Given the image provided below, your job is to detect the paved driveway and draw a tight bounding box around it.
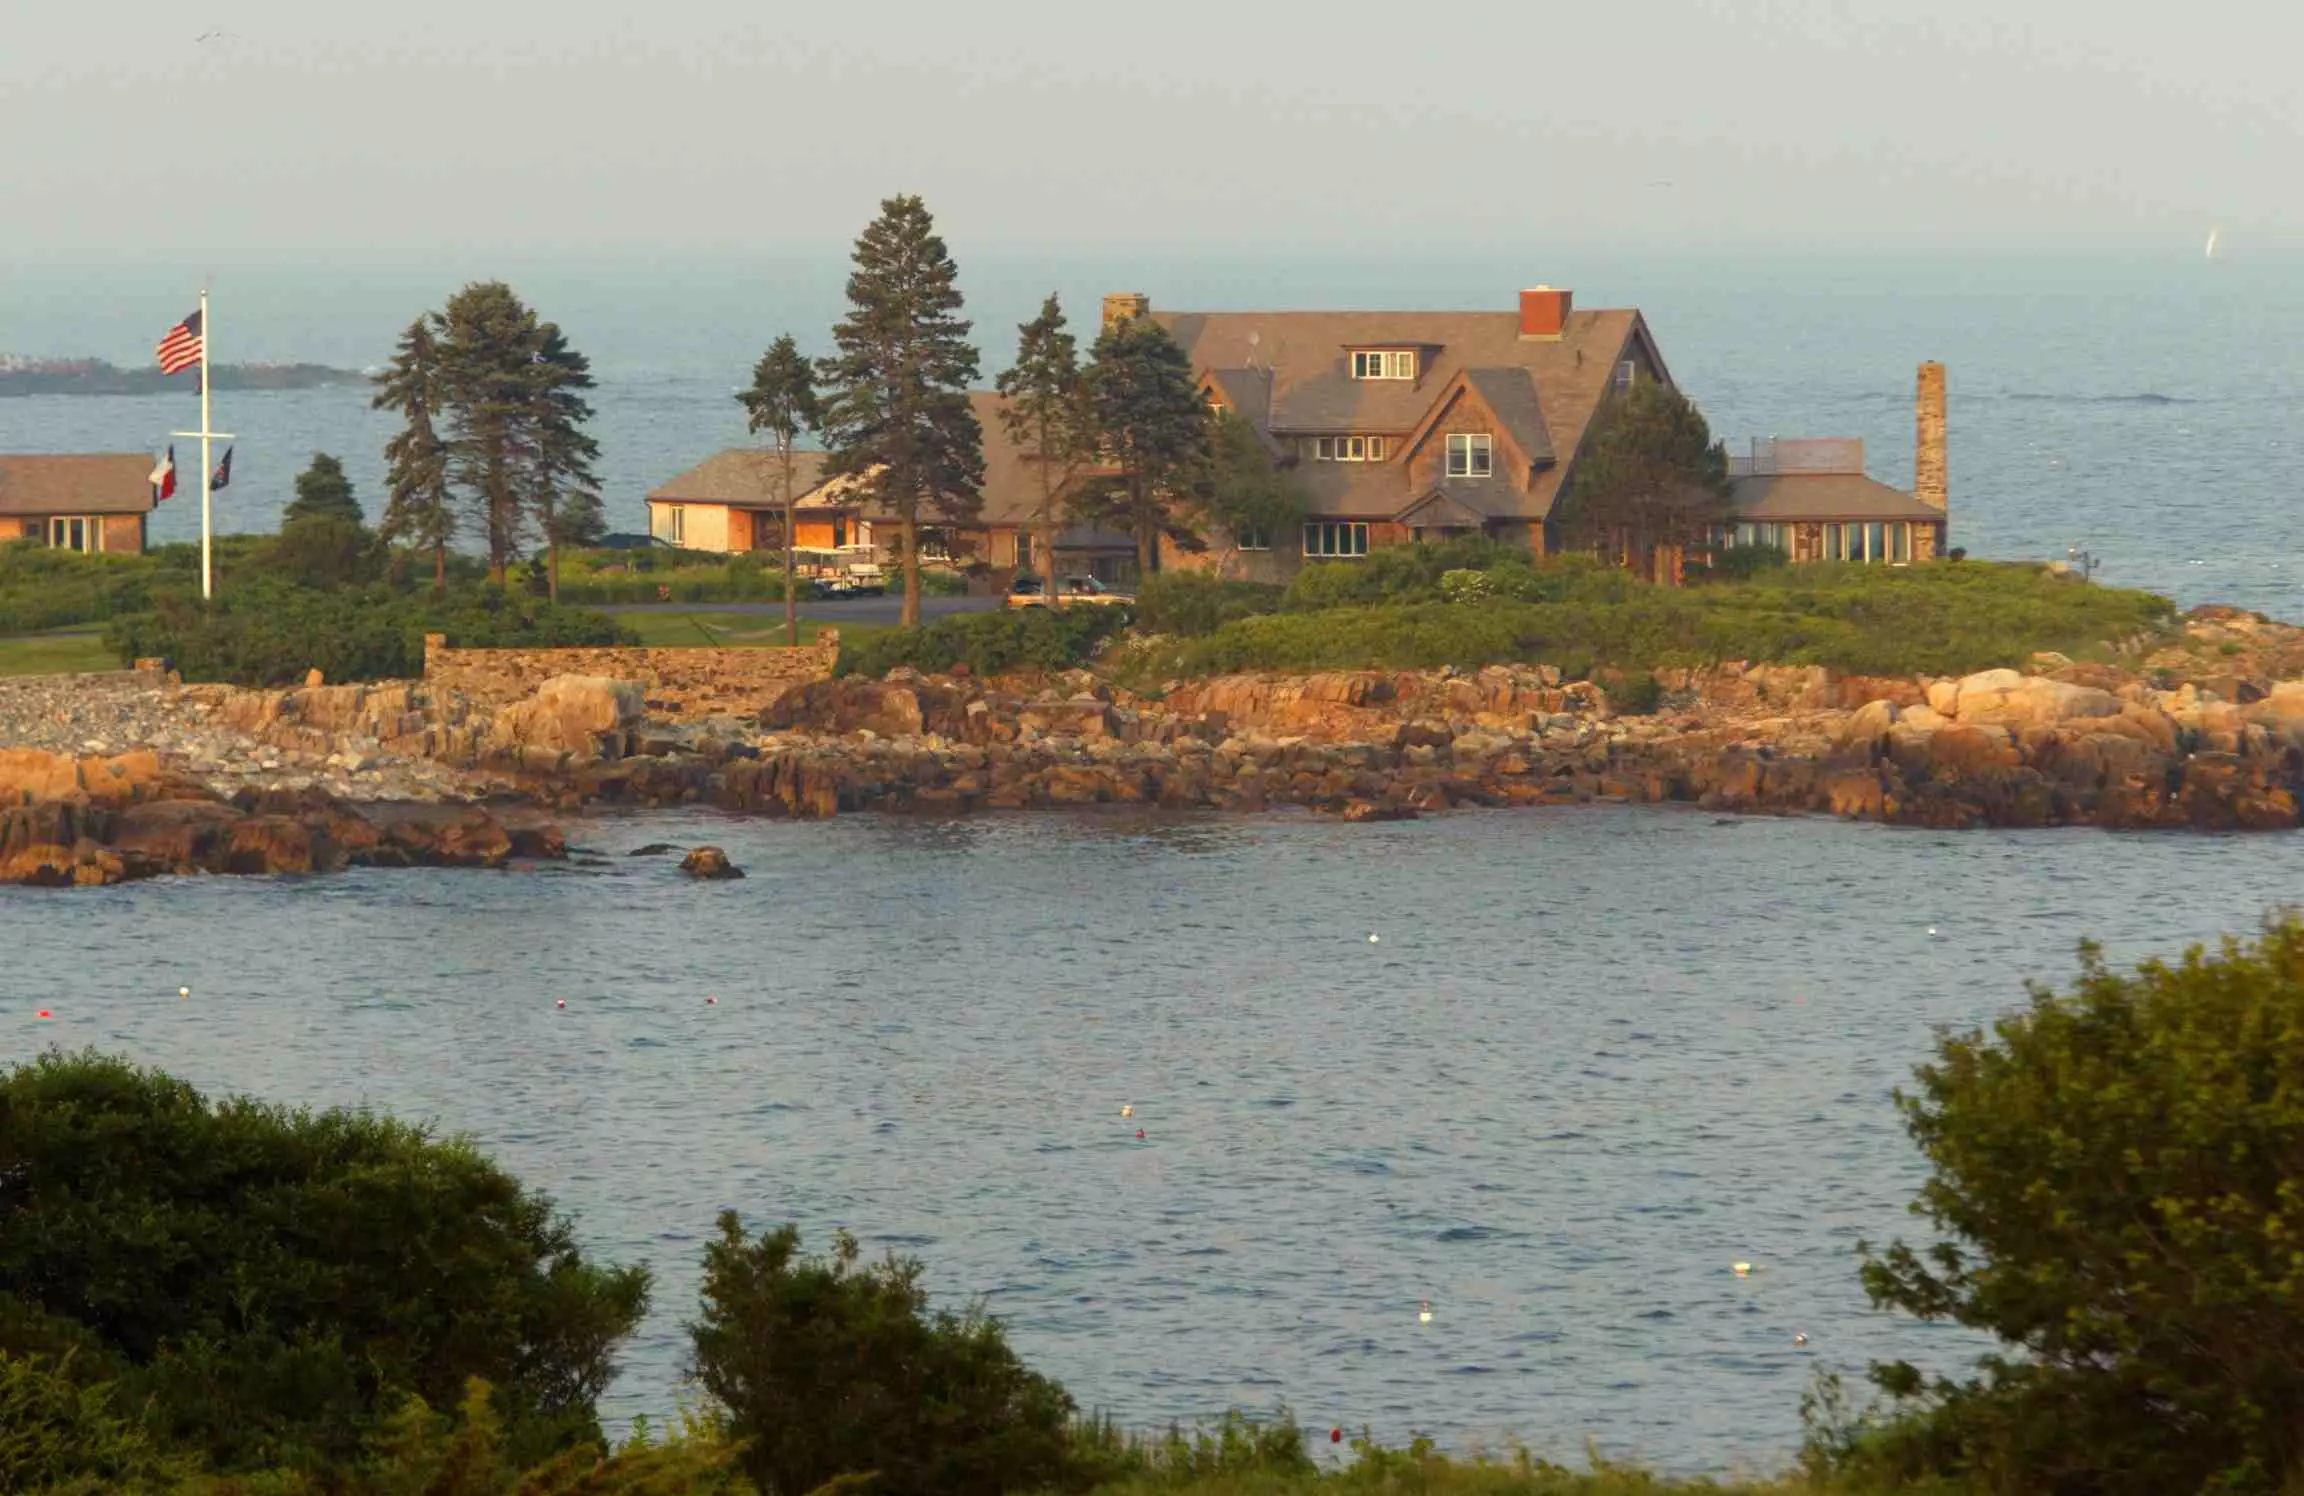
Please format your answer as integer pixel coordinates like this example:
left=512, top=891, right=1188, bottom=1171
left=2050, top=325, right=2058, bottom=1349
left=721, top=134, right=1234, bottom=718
left=603, top=595, right=998, bottom=627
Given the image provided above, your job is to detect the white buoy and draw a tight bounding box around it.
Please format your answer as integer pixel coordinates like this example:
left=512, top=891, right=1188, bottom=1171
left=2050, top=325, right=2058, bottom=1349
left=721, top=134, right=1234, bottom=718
left=1734, top=1261, right=1752, bottom=1277
left=1419, top=1299, right=1432, bottom=1324
left=1368, top=933, right=1381, bottom=944
left=1120, top=1103, right=1134, bottom=1119
left=178, top=986, right=190, bottom=999
left=1926, top=926, right=1938, bottom=937
left=1794, top=1331, right=1809, bottom=1347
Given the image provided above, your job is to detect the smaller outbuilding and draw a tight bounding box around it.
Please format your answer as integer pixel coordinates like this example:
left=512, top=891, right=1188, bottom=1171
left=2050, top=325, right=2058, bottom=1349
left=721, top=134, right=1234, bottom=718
left=0, top=454, right=159, bottom=554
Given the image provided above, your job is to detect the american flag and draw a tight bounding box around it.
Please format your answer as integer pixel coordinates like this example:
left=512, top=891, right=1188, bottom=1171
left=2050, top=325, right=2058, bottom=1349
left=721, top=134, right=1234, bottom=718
left=156, top=309, right=203, bottom=375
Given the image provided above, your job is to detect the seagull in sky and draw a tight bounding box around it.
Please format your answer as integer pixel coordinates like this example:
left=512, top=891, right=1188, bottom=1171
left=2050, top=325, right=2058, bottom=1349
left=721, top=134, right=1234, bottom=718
left=195, top=28, right=233, bottom=42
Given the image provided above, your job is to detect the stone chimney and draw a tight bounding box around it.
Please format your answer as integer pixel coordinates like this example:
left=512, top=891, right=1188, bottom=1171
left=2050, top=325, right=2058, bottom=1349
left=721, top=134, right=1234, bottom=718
left=1102, top=293, right=1150, bottom=331
left=1915, top=361, right=1947, bottom=512
left=1519, top=286, right=1572, bottom=339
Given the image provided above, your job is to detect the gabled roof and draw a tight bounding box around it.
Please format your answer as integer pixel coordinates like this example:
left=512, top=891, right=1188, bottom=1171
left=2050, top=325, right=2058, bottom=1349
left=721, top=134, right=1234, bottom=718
left=1160, top=305, right=1658, bottom=522
left=648, top=448, right=830, bottom=507
left=1729, top=473, right=1941, bottom=522
left=1395, top=485, right=1496, bottom=528
left=0, top=454, right=157, bottom=516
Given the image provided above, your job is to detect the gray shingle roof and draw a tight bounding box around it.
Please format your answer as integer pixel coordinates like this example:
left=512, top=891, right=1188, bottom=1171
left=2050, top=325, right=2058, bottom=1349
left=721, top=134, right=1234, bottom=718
left=1729, top=472, right=1941, bottom=522
left=0, top=454, right=157, bottom=516
left=1160, top=306, right=1655, bottom=522
left=648, top=449, right=830, bottom=507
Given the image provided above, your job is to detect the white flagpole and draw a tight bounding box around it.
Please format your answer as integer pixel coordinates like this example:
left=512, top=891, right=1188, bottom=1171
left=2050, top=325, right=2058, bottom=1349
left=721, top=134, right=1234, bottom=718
left=171, top=286, right=233, bottom=602
left=199, top=287, right=212, bottom=600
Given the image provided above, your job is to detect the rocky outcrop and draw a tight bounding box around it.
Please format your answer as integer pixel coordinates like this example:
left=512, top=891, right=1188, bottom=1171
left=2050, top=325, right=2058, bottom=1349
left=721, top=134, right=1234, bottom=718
left=0, top=745, right=564, bottom=887
left=679, top=845, right=743, bottom=879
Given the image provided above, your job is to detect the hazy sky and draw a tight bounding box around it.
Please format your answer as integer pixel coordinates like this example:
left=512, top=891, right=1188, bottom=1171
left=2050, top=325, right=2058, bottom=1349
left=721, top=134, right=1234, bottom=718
left=6, top=0, right=2298, bottom=257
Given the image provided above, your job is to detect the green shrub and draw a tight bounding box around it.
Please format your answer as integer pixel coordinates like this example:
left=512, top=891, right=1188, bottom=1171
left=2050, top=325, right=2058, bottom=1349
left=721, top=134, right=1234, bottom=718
left=0, top=541, right=162, bottom=633
left=1689, top=544, right=1790, bottom=583
left=1842, top=918, right=2304, bottom=1495
left=919, top=566, right=972, bottom=597
left=1134, top=574, right=1284, bottom=637
left=0, top=1051, right=651, bottom=1473
left=102, top=579, right=634, bottom=685
left=0, top=1351, right=197, bottom=1492
left=1130, top=562, right=2173, bottom=682
left=837, top=606, right=1129, bottom=679
left=690, top=1215, right=1076, bottom=1496
left=1611, top=671, right=1664, bottom=715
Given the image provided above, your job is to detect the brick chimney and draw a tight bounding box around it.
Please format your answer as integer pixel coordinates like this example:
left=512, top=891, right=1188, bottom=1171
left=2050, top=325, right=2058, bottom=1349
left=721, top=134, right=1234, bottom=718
left=1915, top=361, right=1947, bottom=512
left=1519, top=286, right=1572, bottom=339
left=1102, top=292, right=1150, bottom=331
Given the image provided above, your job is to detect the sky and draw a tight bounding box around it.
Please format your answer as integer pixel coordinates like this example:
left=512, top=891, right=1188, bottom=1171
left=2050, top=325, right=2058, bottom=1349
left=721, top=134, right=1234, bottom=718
left=4, top=0, right=2300, bottom=260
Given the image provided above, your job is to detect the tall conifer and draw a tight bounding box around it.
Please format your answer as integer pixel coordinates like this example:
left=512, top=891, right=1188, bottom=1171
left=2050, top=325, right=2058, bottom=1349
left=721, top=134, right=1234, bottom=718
left=995, top=295, right=1093, bottom=585
left=371, top=319, right=456, bottom=594
left=1084, top=312, right=1209, bottom=577
left=816, top=195, right=984, bottom=627
left=738, top=335, right=822, bottom=644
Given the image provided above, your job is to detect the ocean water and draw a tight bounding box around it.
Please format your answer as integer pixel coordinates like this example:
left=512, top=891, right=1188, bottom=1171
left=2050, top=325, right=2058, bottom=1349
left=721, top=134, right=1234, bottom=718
left=4, top=248, right=2302, bottom=616
left=5, top=806, right=2301, bottom=1473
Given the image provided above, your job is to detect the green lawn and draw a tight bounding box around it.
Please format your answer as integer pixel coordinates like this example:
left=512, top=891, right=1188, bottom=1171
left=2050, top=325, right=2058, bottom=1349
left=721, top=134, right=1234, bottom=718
left=620, top=611, right=880, bottom=650
left=0, top=627, right=118, bottom=678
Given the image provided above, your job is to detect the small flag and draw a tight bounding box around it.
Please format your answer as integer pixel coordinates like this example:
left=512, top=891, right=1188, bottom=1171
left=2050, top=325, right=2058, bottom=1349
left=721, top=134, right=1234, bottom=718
left=156, top=310, right=204, bottom=376
left=150, top=446, right=177, bottom=502
left=210, top=447, right=233, bottom=492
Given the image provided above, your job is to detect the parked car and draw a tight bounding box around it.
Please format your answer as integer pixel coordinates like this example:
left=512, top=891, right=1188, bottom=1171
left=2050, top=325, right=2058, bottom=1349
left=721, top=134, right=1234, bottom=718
left=1007, top=574, right=1134, bottom=609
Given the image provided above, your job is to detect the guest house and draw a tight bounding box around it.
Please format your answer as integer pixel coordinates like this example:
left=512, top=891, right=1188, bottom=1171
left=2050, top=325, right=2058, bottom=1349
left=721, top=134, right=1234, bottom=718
left=0, top=454, right=158, bottom=554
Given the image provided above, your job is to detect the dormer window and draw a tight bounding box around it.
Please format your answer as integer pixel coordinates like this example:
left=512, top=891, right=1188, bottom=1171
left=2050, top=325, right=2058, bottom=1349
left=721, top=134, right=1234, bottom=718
left=1445, top=433, right=1493, bottom=478
left=1351, top=350, right=1416, bottom=380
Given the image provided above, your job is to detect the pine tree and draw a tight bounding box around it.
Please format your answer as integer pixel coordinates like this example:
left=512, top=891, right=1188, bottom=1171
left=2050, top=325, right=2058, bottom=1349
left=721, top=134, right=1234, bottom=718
left=816, top=195, right=984, bottom=627
left=995, top=294, right=1094, bottom=586
left=284, top=453, right=363, bottom=526
left=427, top=282, right=601, bottom=594
left=526, top=320, right=602, bottom=603
left=738, top=334, right=822, bottom=645
left=1200, top=412, right=1309, bottom=578
left=1084, top=312, right=1209, bottom=578
left=1558, top=380, right=1731, bottom=584
left=371, top=319, right=456, bottom=594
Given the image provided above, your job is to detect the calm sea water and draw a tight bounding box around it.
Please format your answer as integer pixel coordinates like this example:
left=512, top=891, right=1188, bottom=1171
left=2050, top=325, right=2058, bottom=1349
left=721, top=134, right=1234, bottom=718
left=5, top=806, right=2300, bottom=1472
left=4, top=248, right=2303, bottom=616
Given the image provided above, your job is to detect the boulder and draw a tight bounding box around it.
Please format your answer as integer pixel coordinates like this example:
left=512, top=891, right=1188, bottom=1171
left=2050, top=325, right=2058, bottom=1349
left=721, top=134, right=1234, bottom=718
left=487, top=676, right=646, bottom=762
left=680, top=845, right=744, bottom=879
left=1953, top=670, right=2121, bottom=728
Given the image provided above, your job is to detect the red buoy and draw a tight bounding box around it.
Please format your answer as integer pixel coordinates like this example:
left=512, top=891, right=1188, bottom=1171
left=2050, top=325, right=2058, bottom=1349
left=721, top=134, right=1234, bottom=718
left=36, top=1009, right=52, bottom=1019
left=1331, top=1428, right=1343, bottom=1444
left=1135, top=1129, right=1146, bottom=1140
left=707, top=996, right=718, bottom=1005
left=556, top=999, right=566, bottom=1009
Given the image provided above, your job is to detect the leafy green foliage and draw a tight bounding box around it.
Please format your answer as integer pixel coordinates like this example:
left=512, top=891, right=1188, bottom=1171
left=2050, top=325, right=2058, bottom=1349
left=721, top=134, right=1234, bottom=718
left=102, top=577, right=634, bottom=686
left=1131, top=574, right=1284, bottom=638
left=0, top=1052, right=650, bottom=1473
left=688, top=1215, right=1076, bottom=1496
left=0, top=1351, right=198, bottom=1492
left=1081, top=314, right=1210, bottom=578
left=1197, top=415, right=1309, bottom=575
left=836, top=606, right=1129, bottom=680
left=738, top=333, right=824, bottom=645
left=0, top=540, right=163, bottom=632
left=996, top=294, right=1095, bottom=582
left=1845, top=919, right=2304, bottom=1495
left=817, top=194, right=985, bottom=627
left=1689, top=543, right=1789, bottom=583
left=1131, top=559, right=2172, bottom=682
left=264, top=516, right=381, bottom=591
left=1555, top=381, right=1731, bottom=579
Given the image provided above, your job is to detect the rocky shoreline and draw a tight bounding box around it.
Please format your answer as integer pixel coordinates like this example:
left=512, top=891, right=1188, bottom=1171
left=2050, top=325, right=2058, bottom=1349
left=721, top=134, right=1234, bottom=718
left=6, top=606, right=2303, bottom=887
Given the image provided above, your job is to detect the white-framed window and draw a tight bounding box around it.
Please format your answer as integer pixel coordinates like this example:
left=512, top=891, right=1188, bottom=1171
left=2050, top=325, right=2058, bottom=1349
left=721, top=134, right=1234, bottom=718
left=1236, top=525, right=1271, bottom=552
left=1445, top=433, right=1493, bottom=478
left=1303, top=521, right=1370, bottom=558
left=1350, top=350, right=1416, bottom=380
left=45, top=516, right=100, bottom=553
left=1312, top=435, right=1387, bottom=462
left=669, top=507, right=686, bottom=544
left=1614, top=359, right=1637, bottom=391
left=1826, top=521, right=1911, bottom=563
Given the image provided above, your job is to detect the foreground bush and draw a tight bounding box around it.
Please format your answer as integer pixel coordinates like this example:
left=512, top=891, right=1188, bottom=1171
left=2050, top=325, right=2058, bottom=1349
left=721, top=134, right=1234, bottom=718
left=1133, top=574, right=1285, bottom=638
left=1834, top=918, right=2304, bottom=1495
left=0, top=1051, right=650, bottom=1472
left=0, top=541, right=163, bottom=633
left=1129, top=562, right=2172, bottom=681
left=690, top=1215, right=1076, bottom=1496
left=836, top=605, right=1130, bottom=679
left=102, top=577, right=635, bottom=685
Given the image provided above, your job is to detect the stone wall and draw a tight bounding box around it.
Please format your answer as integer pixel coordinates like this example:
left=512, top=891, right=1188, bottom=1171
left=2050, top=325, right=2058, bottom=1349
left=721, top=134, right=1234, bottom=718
left=423, top=631, right=839, bottom=719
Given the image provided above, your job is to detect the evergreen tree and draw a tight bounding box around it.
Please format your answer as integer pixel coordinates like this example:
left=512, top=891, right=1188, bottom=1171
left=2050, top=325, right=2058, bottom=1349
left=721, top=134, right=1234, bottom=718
left=1199, top=411, right=1310, bottom=578
left=525, top=320, right=603, bottom=603
left=816, top=195, right=984, bottom=627
left=371, top=319, right=456, bottom=594
left=738, top=334, right=822, bottom=645
left=994, top=294, right=1094, bottom=586
left=1083, top=312, right=1209, bottom=577
left=1557, top=379, right=1730, bottom=584
left=283, top=453, right=363, bottom=526
left=428, top=282, right=600, bottom=591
